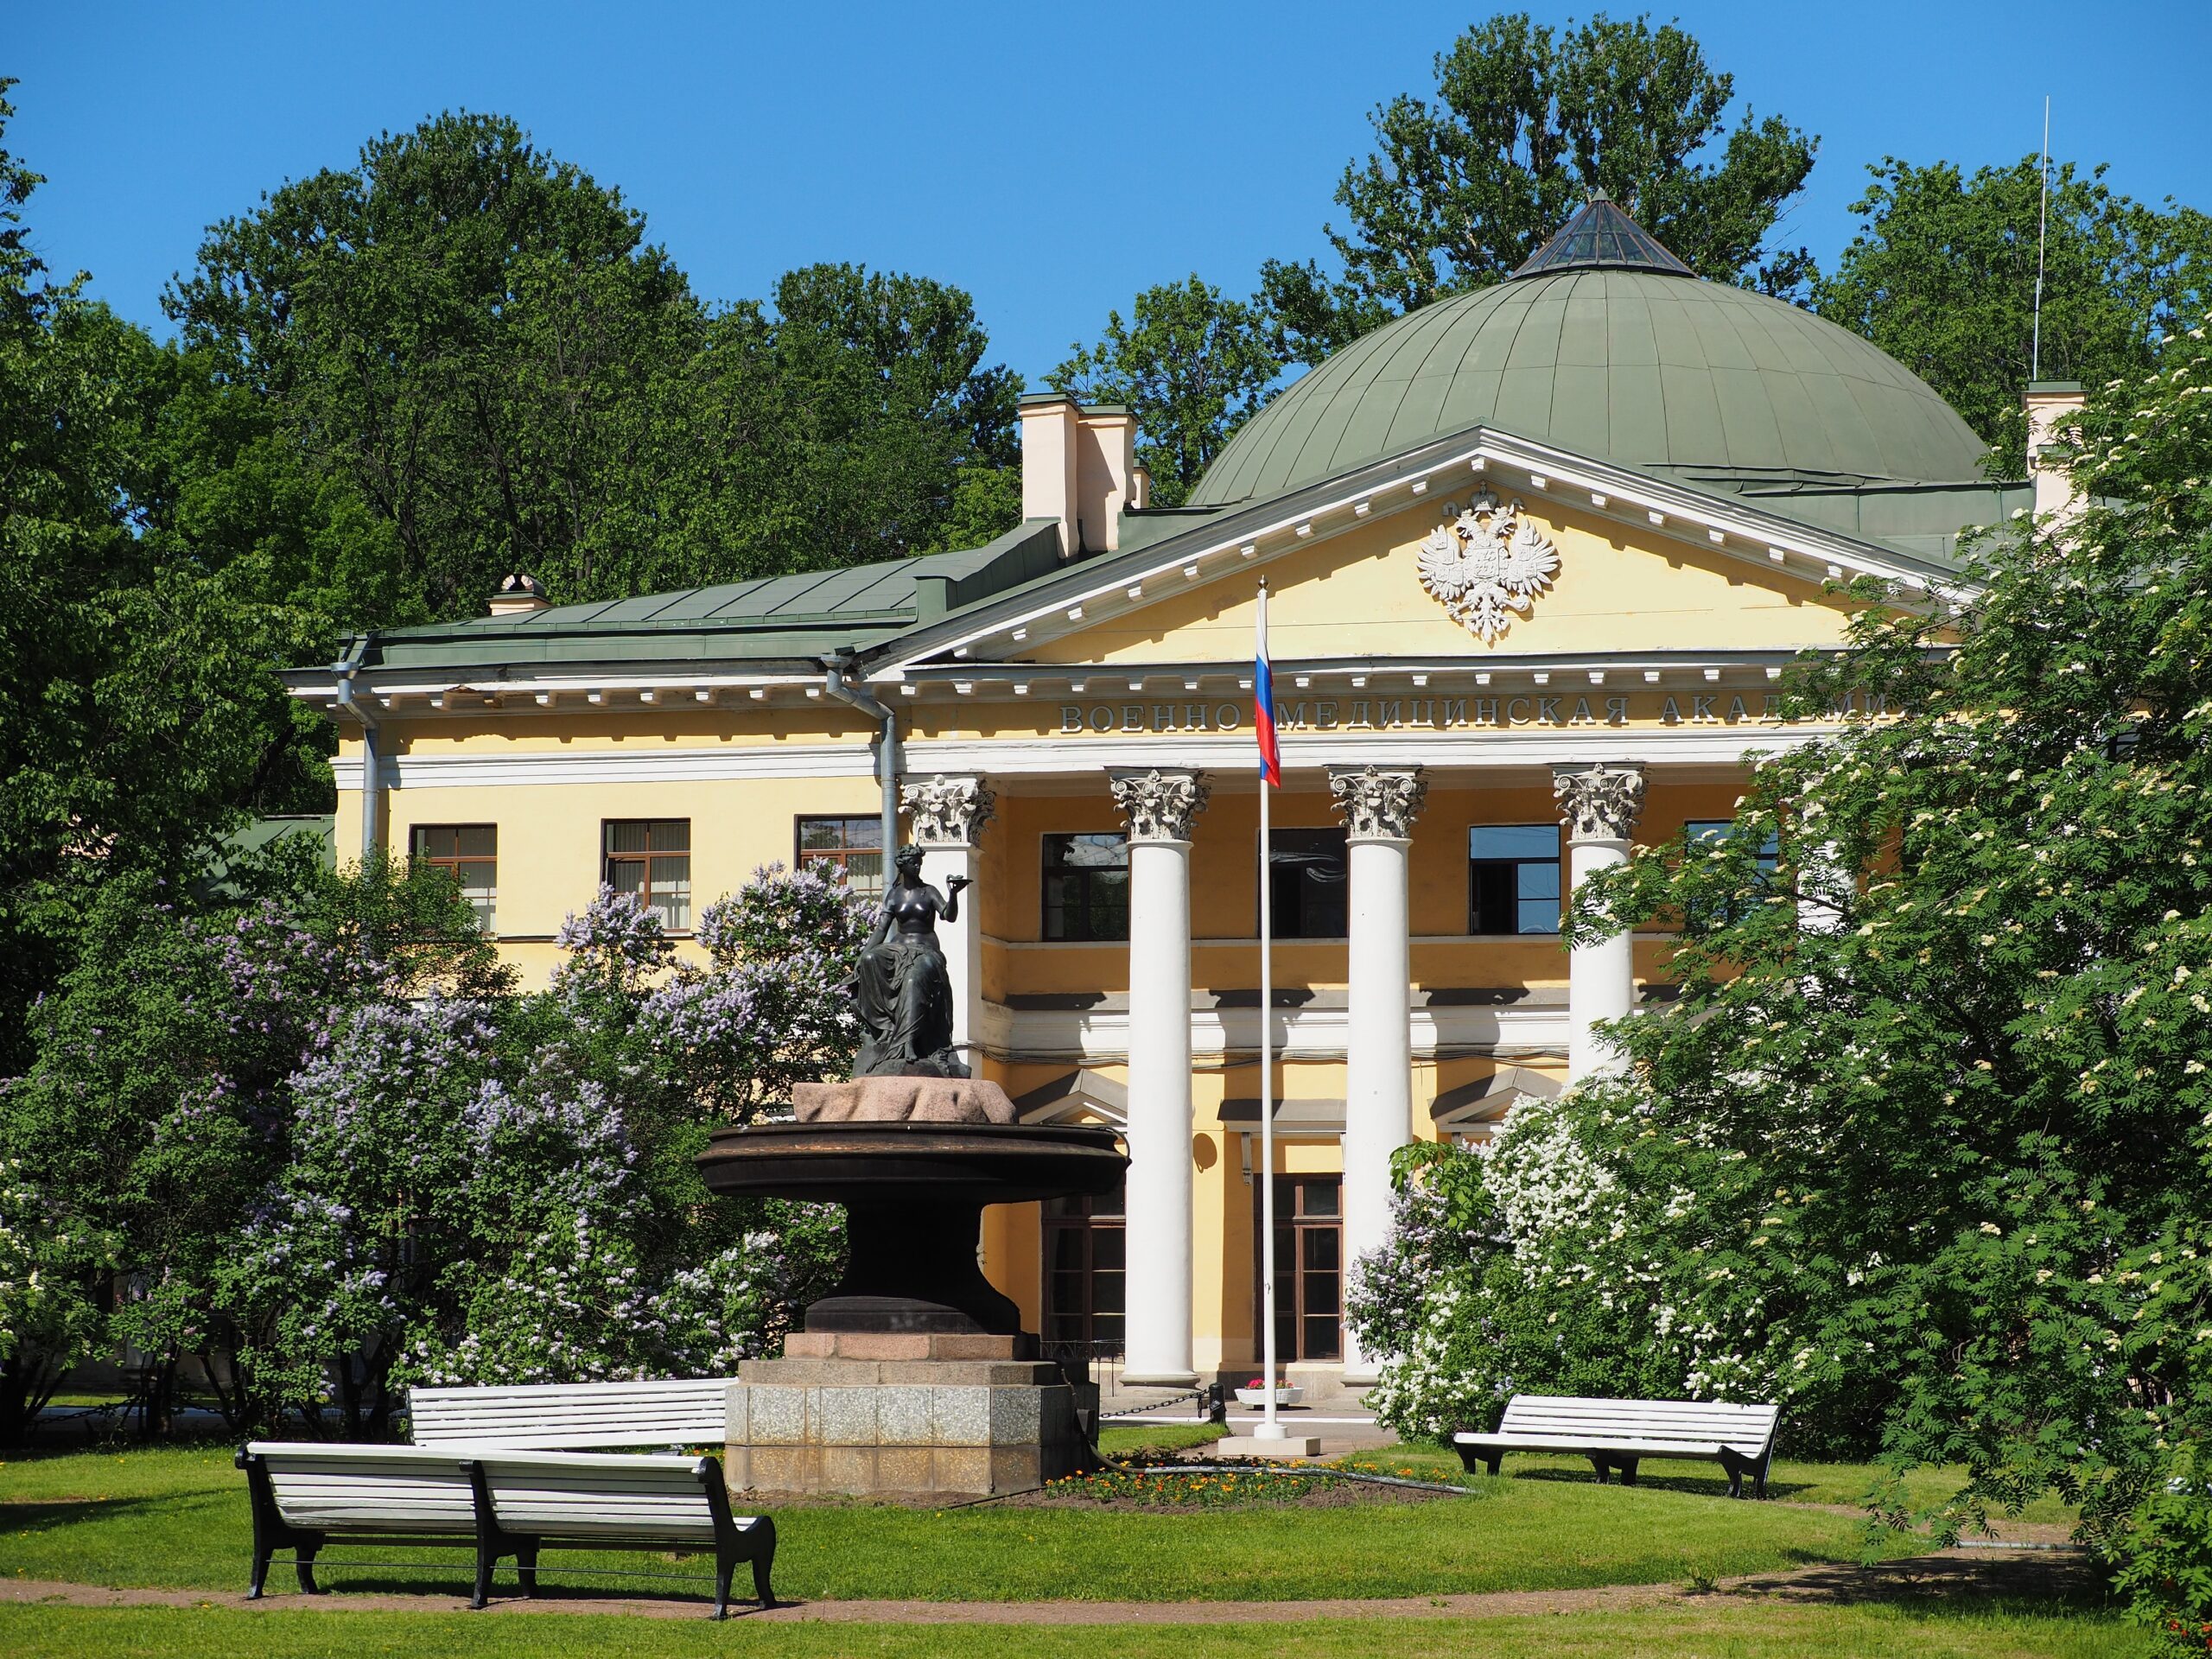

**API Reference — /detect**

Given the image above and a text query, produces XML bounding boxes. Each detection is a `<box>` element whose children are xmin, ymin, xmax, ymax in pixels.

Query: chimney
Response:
<box><xmin>1019</xmin><ymin>395</ymin><xmax>1140</xmax><ymax>557</ymax></box>
<box><xmin>488</xmin><ymin>572</ymin><xmax>550</xmax><ymax>617</ymax></box>
<box><xmin>2023</xmin><ymin>381</ymin><xmax>2086</xmax><ymax>523</ymax></box>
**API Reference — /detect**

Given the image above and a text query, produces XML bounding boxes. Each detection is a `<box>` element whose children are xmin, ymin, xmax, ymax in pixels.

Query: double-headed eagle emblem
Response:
<box><xmin>1415</xmin><ymin>492</ymin><xmax>1560</xmax><ymax>643</ymax></box>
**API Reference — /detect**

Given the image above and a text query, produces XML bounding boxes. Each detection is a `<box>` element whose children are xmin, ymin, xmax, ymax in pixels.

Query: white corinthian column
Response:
<box><xmin>1553</xmin><ymin>763</ymin><xmax>1648</xmax><ymax>1084</ymax></box>
<box><xmin>899</xmin><ymin>774</ymin><xmax>996</xmax><ymax>1064</ymax></box>
<box><xmin>1109</xmin><ymin>767</ymin><xmax>1211</xmax><ymax>1387</ymax></box>
<box><xmin>1328</xmin><ymin>764</ymin><xmax>1427</xmax><ymax>1386</ymax></box>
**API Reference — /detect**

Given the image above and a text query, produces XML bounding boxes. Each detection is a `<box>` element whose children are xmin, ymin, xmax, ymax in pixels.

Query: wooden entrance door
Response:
<box><xmin>1256</xmin><ymin>1174</ymin><xmax>1343</xmax><ymax>1363</ymax></box>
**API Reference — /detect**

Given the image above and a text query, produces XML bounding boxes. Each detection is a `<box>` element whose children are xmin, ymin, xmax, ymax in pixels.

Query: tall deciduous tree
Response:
<box><xmin>1814</xmin><ymin>156</ymin><xmax>2212</xmax><ymax>474</ymax></box>
<box><xmin>1050</xmin><ymin>276</ymin><xmax>1281</xmax><ymax>507</ymax></box>
<box><xmin>0</xmin><ymin>86</ymin><xmax>325</xmax><ymax>1079</ymax></box>
<box><xmin>755</xmin><ymin>263</ymin><xmax>1020</xmax><ymax>562</ymax></box>
<box><xmin>168</xmin><ymin>115</ymin><xmax>1024</xmax><ymax>623</ymax></box>
<box><xmin>1262</xmin><ymin>12</ymin><xmax>1817</xmax><ymax>365</ymax></box>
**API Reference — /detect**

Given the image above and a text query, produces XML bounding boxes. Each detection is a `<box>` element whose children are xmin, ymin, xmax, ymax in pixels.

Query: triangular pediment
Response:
<box><xmin>875</xmin><ymin>429</ymin><xmax>1956</xmax><ymax>683</ymax></box>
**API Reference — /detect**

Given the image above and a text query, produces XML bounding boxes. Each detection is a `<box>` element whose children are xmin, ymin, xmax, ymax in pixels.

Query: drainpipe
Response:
<box><xmin>330</xmin><ymin>637</ymin><xmax>383</xmax><ymax>862</ymax></box>
<box><xmin>821</xmin><ymin>659</ymin><xmax>899</xmax><ymax>858</ymax></box>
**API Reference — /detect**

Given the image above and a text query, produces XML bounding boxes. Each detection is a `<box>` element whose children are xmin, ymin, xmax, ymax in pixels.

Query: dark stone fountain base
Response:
<box><xmin>697</xmin><ymin>1094</ymin><xmax>1126</xmax><ymax>1497</ymax></box>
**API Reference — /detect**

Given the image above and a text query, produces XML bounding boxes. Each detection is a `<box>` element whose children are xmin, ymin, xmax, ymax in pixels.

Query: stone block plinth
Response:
<box><xmin>725</xmin><ymin>1332</ymin><xmax>1098</xmax><ymax>1497</ymax></box>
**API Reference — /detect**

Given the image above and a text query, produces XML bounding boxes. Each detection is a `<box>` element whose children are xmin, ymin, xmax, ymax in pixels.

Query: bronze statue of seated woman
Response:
<box><xmin>852</xmin><ymin>844</ymin><xmax>970</xmax><ymax>1077</ymax></box>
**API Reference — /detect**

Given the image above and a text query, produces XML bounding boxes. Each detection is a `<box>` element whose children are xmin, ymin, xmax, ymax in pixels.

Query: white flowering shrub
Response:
<box><xmin>0</xmin><ymin>1157</ymin><xmax>113</xmax><ymax>1428</ymax></box>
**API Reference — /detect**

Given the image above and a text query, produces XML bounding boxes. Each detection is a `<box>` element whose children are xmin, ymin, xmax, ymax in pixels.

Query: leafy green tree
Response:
<box><xmin>0</xmin><ymin>86</ymin><xmax>330</xmax><ymax>1080</ymax></box>
<box><xmin>1815</xmin><ymin>156</ymin><xmax>2212</xmax><ymax>473</ymax></box>
<box><xmin>753</xmin><ymin>263</ymin><xmax>1021</xmax><ymax>562</ymax></box>
<box><xmin>1050</xmin><ymin>276</ymin><xmax>1281</xmax><ymax>507</ymax></box>
<box><xmin>170</xmin><ymin>119</ymin><xmax>1027</xmax><ymax>615</ymax></box>
<box><xmin>1353</xmin><ymin>313</ymin><xmax>2212</xmax><ymax>1568</ymax></box>
<box><xmin>1261</xmin><ymin>12</ymin><xmax>1817</xmax><ymax>364</ymax></box>
<box><xmin>168</xmin><ymin>111</ymin><xmax>715</xmax><ymax>622</ymax></box>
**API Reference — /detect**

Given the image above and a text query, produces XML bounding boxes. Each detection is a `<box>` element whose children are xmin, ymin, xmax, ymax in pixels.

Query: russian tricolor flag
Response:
<box><xmin>1255</xmin><ymin>580</ymin><xmax>1281</xmax><ymax>787</ymax></box>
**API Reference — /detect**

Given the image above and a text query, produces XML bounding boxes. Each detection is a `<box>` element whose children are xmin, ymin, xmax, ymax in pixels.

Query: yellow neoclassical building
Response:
<box><xmin>289</xmin><ymin>201</ymin><xmax>2061</xmax><ymax>1390</ymax></box>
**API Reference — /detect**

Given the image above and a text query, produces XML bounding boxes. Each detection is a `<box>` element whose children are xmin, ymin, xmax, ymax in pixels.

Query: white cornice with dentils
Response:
<box><xmin>874</xmin><ymin>425</ymin><xmax>1974</xmax><ymax>678</ymax></box>
<box><xmin>286</xmin><ymin>670</ymin><xmax>823</xmax><ymax>709</ymax></box>
<box><xmin>329</xmin><ymin>721</ymin><xmax>1839</xmax><ymax>792</ymax></box>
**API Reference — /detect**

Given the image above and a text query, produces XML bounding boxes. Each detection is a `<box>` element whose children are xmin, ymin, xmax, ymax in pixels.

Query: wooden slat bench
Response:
<box><xmin>1452</xmin><ymin>1395</ymin><xmax>1781</xmax><ymax>1497</ymax></box>
<box><xmin>236</xmin><ymin>1376</ymin><xmax>775</xmax><ymax>1617</ymax></box>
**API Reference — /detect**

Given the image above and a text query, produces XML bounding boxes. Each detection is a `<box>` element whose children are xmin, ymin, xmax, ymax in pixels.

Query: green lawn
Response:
<box><xmin>4</xmin><ymin>1443</ymin><xmax>1927</xmax><ymax>1605</ymax></box>
<box><xmin>0</xmin><ymin>1602</ymin><xmax>2150</xmax><ymax>1659</ymax></box>
<box><xmin>1332</xmin><ymin>1445</ymin><xmax>2081</xmax><ymax>1528</ymax></box>
<box><xmin>1094</xmin><ymin>1422</ymin><xmax>1224</xmax><ymax>1459</ymax></box>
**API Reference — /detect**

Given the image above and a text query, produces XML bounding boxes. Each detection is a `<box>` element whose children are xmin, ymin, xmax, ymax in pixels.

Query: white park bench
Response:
<box><xmin>409</xmin><ymin>1376</ymin><xmax>734</xmax><ymax>1449</ymax></box>
<box><xmin>236</xmin><ymin>1377</ymin><xmax>773</xmax><ymax>1616</ymax></box>
<box><xmin>1452</xmin><ymin>1395</ymin><xmax>1781</xmax><ymax>1497</ymax></box>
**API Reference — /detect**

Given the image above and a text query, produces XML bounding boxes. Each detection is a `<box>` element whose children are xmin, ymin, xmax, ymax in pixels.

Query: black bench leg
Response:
<box><xmin>1485</xmin><ymin>1455</ymin><xmax>1502</xmax><ymax>1478</ymax></box>
<box><xmin>1589</xmin><ymin>1455</ymin><xmax>1611</xmax><ymax>1484</ymax></box>
<box><xmin>1718</xmin><ymin>1447</ymin><xmax>1748</xmax><ymax>1498</ymax></box>
<box><xmin>472</xmin><ymin>1540</ymin><xmax>499</xmax><ymax>1611</ymax></box>
<box><xmin>517</xmin><ymin>1544</ymin><xmax>540</xmax><ymax>1598</ymax></box>
<box><xmin>238</xmin><ymin>1449</ymin><xmax>311</xmax><ymax>1600</ymax></box>
<box><xmin>752</xmin><ymin>1548</ymin><xmax>776</xmax><ymax>1611</ymax></box>
<box><xmin>1618</xmin><ymin>1459</ymin><xmax>1639</xmax><ymax>1487</ymax></box>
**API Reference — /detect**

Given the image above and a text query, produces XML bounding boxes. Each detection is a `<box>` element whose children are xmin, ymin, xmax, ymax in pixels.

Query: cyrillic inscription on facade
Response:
<box><xmin>1054</xmin><ymin>691</ymin><xmax>1889</xmax><ymax>735</ymax></box>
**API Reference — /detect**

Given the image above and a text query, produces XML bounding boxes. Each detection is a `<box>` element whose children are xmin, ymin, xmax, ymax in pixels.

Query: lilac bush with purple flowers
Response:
<box><xmin>2</xmin><ymin>855</ymin><xmax>861</xmax><ymax>1439</ymax></box>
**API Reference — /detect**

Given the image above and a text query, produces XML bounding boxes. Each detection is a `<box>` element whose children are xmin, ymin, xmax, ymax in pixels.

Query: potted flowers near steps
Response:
<box><xmin>1232</xmin><ymin>1376</ymin><xmax>1305</xmax><ymax>1408</ymax></box>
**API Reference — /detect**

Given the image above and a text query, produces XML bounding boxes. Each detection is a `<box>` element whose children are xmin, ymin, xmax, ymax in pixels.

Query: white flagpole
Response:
<box><xmin>1256</xmin><ymin>579</ymin><xmax>1283</xmax><ymax>1441</ymax></box>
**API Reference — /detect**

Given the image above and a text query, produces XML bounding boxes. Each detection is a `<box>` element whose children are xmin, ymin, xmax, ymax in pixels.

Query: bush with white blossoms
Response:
<box><xmin>1354</xmin><ymin>317</ymin><xmax>2212</xmax><ymax>1647</ymax></box>
<box><xmin>0</xmin><ymin>1156</ymin><xmax>114</xmax><ymax>1428</ymax></box>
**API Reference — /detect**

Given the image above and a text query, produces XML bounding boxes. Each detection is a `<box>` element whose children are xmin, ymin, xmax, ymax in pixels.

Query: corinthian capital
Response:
<box><xmin>901</xmin><ymin>774</ymin><xmax>996</xmax><ymax>848</ymax></box>
<box><xmin>1109</xmin><ymin>769</ymin><xmax>1211</xmax><ymax>843</ymax></box>
<box><xmin>1553</xmin><ymin>762</ymin><xmax>1647</xmax><ymax>843</ymax></box>
<box><xmin>1328</xmin><ymin>765</ymin><xmax>1427</xmax><ymax>842</ymax></box>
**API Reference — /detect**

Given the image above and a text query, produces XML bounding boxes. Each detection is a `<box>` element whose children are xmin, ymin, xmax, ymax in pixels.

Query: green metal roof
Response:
<box><xmin>1191</xmin><ymin>269</ymin><xmax>1995</xmax><ymax>515</ymax></box>
<box><xmin>346</xmin><ymin>519</ymin><xmax>1071</xmax><ymax>676</ymax></box>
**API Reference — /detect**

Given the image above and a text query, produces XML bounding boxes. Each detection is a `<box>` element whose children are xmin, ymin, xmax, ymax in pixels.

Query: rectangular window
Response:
<box><xmin>1684</xmin><ymin>818</ymin><xmax>1782</xmax><ymax>927</ymax></box>
<box><xmin>604</xmin><ymin>819</ymin><xmax>692</xmax><ymax>931</ymax></box>
<box><xmin>1268</xmin><ymin>828</ymin><xmax>1349</xmax><ymax>939</ymax></box>
<box><xmin>1685</xmin><ymin>819</ymin><xmax>1782</xmax><ymax>871</ymax></box>
<box><xmin>1042</xmin><ymin>833</ymin><xmax>1129</xmax><ymax>941</ymax></box>
<box><xmin>1040</xmin><ymin>1182</ymin><xmax>1126</xmax><ymax>1361</ymax></box>
<box><xmin>796</xmin><ymin>815</ymin><xmax>884</xmax><ymax>898</ymax></box>
<box><xmin>1469</xmin><ymin>823</ymin><xmax>1561</xmax><ymax>935</ymax></box>
<box><xmin>410</xmin><ymin>824</ymin><xmax>497</xmax><ymax>932</ymax></box>
<box><xmin>1261</xmin><ymin>1175</ymin><xmax>1343</xmax><ymax>1363</ymax></box>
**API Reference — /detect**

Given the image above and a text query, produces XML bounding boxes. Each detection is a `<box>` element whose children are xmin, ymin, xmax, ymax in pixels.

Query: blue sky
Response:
<box><xmin>11</xmin><ymin>1</ymin><xmax>2208</xmax><ymax>385</ymax></box>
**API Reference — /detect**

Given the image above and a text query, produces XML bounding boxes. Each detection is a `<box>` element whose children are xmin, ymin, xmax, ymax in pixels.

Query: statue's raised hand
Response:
<box><xmin>947</xmin><ymin>874</ymin><xmax>973</xmax><ymax>893</ymax></box>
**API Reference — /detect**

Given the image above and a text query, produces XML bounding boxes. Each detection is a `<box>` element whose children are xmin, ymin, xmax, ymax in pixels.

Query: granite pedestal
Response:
<box><xmin>724</xmin><ymin>1331</ymin><xmax>1098</xmax><ymax>1497</ymax></box>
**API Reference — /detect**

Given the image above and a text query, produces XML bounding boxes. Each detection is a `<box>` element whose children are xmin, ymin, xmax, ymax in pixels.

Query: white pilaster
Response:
<box><xmin>1329</xmin><ymin>765</ymin><xmax>1427</xmax><ymax>1386</ymax></box>
<box><xmin>899</xmin><ymin>775</ymin><xmax>996</xmax><ymax>1063</ymax></box>
<box><xmin>1554</xmin><ymin>763</ymin><xmax>1647</xmax><ymax>1084</ymax></box>
<box><xmin>1109</xmin><ymin>767</ymin><xmax>1210</xmax><ymax>1387</ymax></box>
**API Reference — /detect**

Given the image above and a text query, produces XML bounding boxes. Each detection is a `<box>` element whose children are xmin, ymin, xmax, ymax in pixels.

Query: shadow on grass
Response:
<box><xmin>252</xmin><ymin>1552</ymin><xmax>732</xmax><ymax>1609</ymax></box>
<box><xmin>1719</xmin><ymin>1549</ymin><xmax>2118</xmax><ymax>1618</ymax></box>
<box><xmin>1504</xmin><ymin>1466</ymin><xmax>1821</xmax><ymax>1502</ymax></box>
<box><xmin>0</xmin><ymin>1495</ymin><xmax>209</xmax><ymax>1535</ymax></box>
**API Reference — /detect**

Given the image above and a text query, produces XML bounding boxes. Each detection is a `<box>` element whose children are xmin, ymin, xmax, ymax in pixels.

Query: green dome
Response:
<box><xmin>1192</xmin><ymin>263</ymin><xmax>1993</xmax><ymax>508</ymax></box>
